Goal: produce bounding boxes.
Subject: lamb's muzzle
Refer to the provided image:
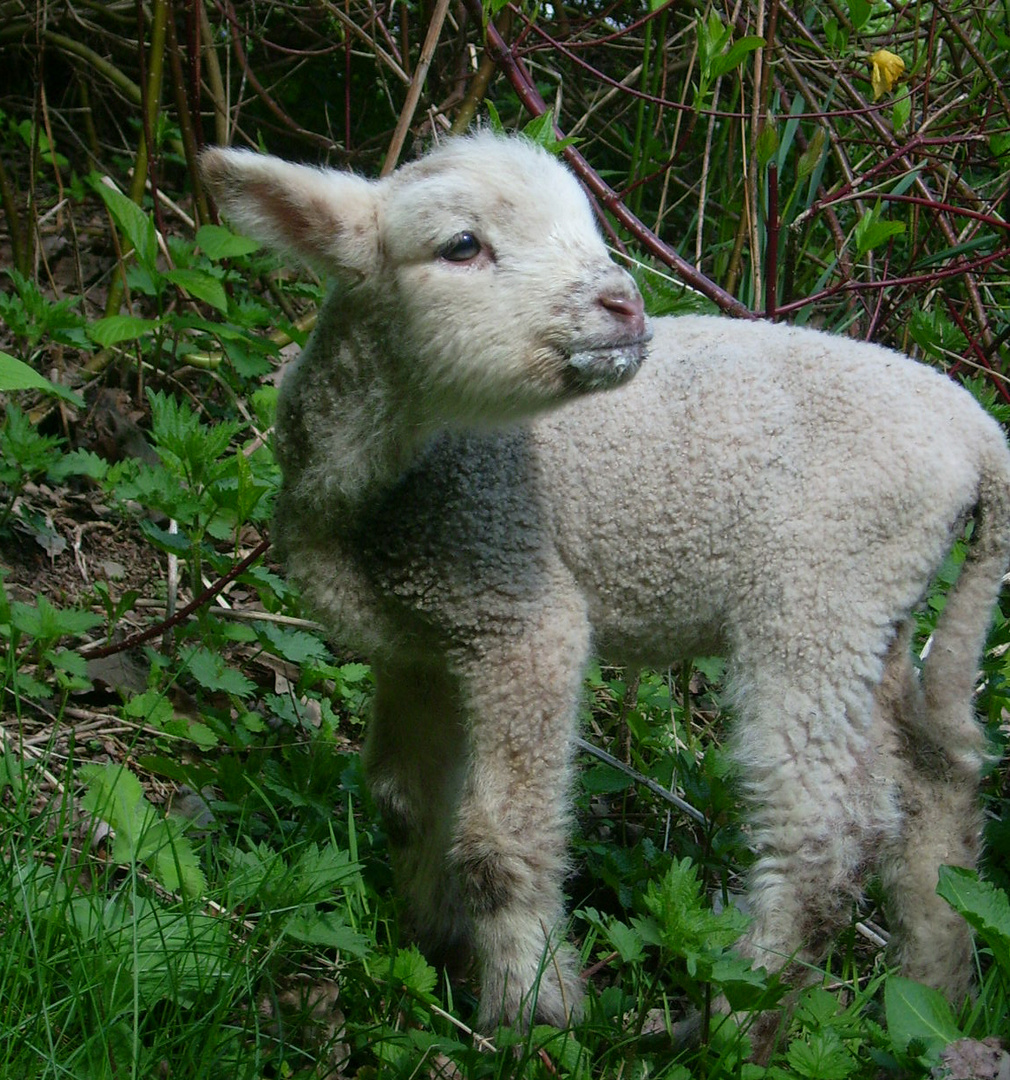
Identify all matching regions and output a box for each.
[565,288,652,389]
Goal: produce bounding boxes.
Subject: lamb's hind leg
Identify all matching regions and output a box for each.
[730,658,900,983]
[874,629,983,1000]
[451,599,591,1031]
[363,661,472,970]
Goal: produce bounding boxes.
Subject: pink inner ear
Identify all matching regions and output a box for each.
[242,179,338,255]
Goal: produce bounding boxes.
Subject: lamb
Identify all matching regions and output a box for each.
[199,133,1010,1035]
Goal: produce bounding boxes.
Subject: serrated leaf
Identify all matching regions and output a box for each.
[81,762,205,898]
[391,945,438,996]
[184,646,255,696]
[138,518,193,554]
[884,975,961,1054]
[196,224,262,260]
[123,689,176,727]
[937,866,1010,974]
[293,842,362,899]
[10,595,102,640]
[185,721,219,750]
[50,648,88,677]
[46,448,109,483]
[255,621,331,665]
[80,762,149,851]
[604,918,646,964]
[163,268,228,314]
[87,314,161,347]
[146,819,206,898]
[786,1031,856,1079]
[337,662,371,683]
[283,910,371,955]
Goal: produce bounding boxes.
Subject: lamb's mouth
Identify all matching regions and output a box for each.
[564,331,652,392]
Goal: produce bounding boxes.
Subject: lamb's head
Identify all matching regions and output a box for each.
[199,134,650,424]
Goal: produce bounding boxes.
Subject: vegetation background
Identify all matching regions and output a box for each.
[0,0,1009,1077]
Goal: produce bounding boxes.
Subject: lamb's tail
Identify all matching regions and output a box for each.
[921,443,1010,773]
[878,440,1010,1000]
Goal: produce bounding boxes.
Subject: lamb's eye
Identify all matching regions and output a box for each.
[438,231,482,262]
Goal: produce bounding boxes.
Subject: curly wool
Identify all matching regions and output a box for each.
[201,133,1010,1033]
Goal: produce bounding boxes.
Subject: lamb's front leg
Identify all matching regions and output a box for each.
[364,661,472,969]
[451,601,591,1031]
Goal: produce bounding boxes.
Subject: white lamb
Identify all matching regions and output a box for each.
[200,134,1010,1035]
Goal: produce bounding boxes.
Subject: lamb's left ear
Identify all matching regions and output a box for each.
[199,148,380,281]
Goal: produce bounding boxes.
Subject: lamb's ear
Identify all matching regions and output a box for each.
[198,148,380,280]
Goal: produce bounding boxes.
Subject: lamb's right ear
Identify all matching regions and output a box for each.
[199,148,380,280]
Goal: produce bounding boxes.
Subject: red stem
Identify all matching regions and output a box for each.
[80,539,271,660]
[765,163,779,320]
[468,0,757,320]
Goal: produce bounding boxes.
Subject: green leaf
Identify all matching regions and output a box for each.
[854,204,906,254]
[184,721,220,750]
[391,945,439,997]
[146,819,207,898]
[337,661,371,683]
[254,622,330,665]
[80,762,205,898]
[846,0,871,29]
[990,132,1010,162]
[892,94,912,132]
[785,1031,856,1080]
[520,109,577,153]
[123,689,176,727]
[712,35,765,79]
[756,123,779,168]
[46,448,109,483]
[196,224,262,260]
[10,595,102,641]
[937,865,1010,974]
[91,177,159,271]
[883,975,961,1055]
[284,910,371,955]
[87,315,161,347]
[292,842,362,899]
[80,762,149,851]
[581,762,632,794]
[138,518,193,555]
[185,645,255,696]
[163,267,229,314]
[0,350,84,406]
[797,127,827,181]
[603,918,646,964]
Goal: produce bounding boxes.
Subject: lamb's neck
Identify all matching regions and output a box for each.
[277,311,439,520]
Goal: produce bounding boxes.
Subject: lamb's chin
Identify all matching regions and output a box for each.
[564,339,649,392]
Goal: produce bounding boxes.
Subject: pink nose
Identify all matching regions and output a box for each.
[599,292,646,336]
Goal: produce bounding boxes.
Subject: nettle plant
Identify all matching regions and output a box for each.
[87,177,312,382]
[106,388,275,594]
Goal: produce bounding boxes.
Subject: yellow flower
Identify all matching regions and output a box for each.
[869,49,905,100]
